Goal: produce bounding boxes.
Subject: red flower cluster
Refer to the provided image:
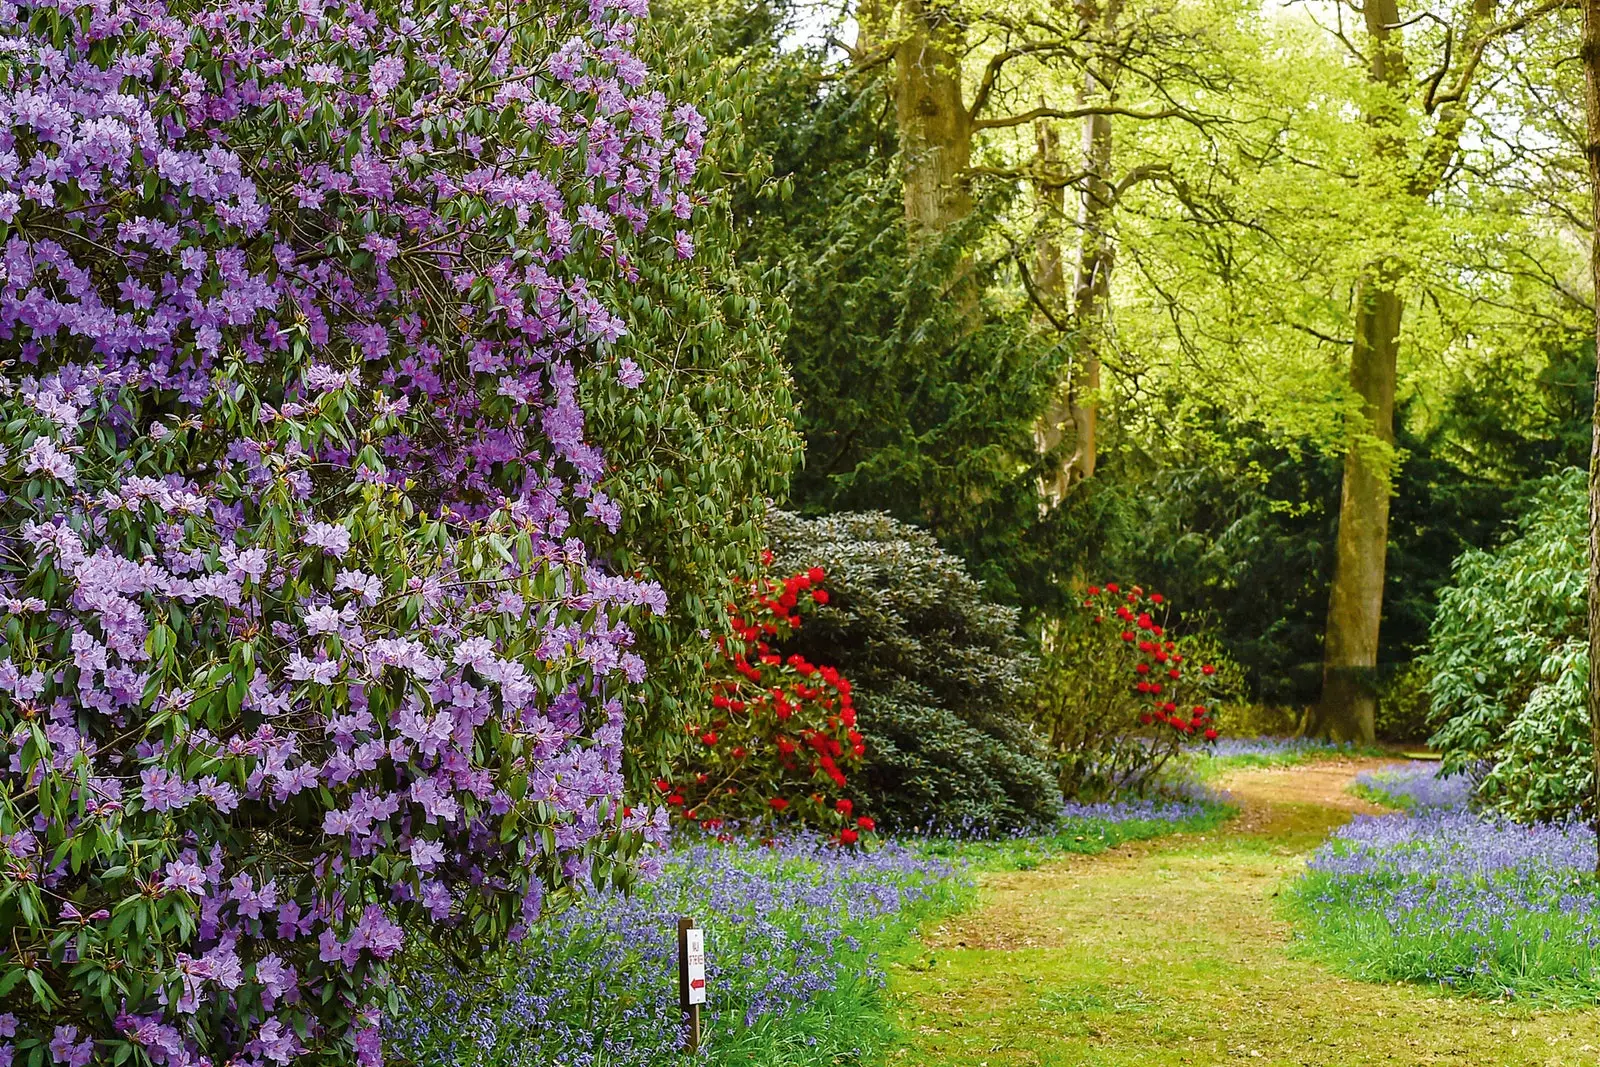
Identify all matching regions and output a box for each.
[1083,583,1222,742]
[661,566,873,845]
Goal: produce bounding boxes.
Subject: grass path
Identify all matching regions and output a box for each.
[887,759,1600,1066]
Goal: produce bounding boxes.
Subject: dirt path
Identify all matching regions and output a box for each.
[887,759,1600,1067]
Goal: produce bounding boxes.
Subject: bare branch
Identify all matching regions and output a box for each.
[967,39,1085,121]
[973,104,1200,131]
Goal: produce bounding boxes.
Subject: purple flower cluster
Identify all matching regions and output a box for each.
[1294,808,1600,996]
[1058,795,1223,823]
[387,834,961,1064]
[0,0,714,1061]
[1202,736,1362,759]
[1351,762,1473,811]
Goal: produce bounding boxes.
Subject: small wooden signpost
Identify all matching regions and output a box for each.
[677,916,706,1053]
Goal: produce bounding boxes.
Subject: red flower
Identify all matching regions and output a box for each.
[856,817,875,832]
[1168,669,1181,680]
[839,828,859,845]
[761,549,774,565]
[1204,727,1219,741]
[668,794,685,806]
[768,797,789,811]
[1139,712,1154,725]
[1201,663,1216,676]
[812,588,829,604]
[1087,585,1101,596]
[1151,593,1164,604]
[836,798,853,815]
[807,567,825,583]
[1106,582,1120,593]
[1135,663,1151,675]
[1121,630,1136,642]
[701,731,718,745]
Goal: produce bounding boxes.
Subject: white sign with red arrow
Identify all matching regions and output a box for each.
[685,926,707,1005]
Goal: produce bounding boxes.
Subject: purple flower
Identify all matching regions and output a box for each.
[139,768,194,813]
[22,436,76,486]
[302,522,352,558]
[369,55,406,98]
[160,861,206,894]
[49,1027,92,1067]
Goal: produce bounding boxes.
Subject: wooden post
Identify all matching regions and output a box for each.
[677,916,705,1054]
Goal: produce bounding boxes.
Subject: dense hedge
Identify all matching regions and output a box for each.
[1426,468,1588,821]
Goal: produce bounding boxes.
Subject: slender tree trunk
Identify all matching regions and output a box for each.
[1313,279,1401,744]
[1314,0,1406,745]
[1067,99,1112,486]
[1036,0,1119,506]
[893,0,971,242]
[1032,118,1076,498]
[1579,0,1600,874]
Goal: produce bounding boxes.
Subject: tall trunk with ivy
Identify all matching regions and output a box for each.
[1580,0,1600,874]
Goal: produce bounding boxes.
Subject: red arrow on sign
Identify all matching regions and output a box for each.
[691,979,705,989]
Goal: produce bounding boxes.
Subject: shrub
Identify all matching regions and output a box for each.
[0,0,793,1062]
[1035,584,1237,800]
[1425,469,1587,822]
[766,511,1059,834]
[660,568,871,842]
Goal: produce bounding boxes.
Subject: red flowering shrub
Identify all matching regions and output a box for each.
[1035,582,1239,799]
[660,567,872,843]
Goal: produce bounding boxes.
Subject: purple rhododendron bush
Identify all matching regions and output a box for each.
[0,0,796,1061]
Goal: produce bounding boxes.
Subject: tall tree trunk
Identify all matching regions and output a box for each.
[893,0,971,242]
[1036,0,1119,506]
[1314,0,1406,744]
[1312,279,1401,743]
[1579,0,1600,874]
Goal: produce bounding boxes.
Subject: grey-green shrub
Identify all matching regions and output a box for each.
[767,511,1060,833]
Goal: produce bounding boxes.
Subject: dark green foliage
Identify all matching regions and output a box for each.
[597,11,802,786]
[767,510,1061,833]
[728,51,1099,613]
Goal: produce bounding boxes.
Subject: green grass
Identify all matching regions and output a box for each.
[1183,744,1387,782]
[705,809,1235,1065]
[1346,781,1413,810]
[919,804,1236,873]
[704,889,970,1066]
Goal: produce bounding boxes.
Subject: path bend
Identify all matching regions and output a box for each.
[889,759,1600,1067]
